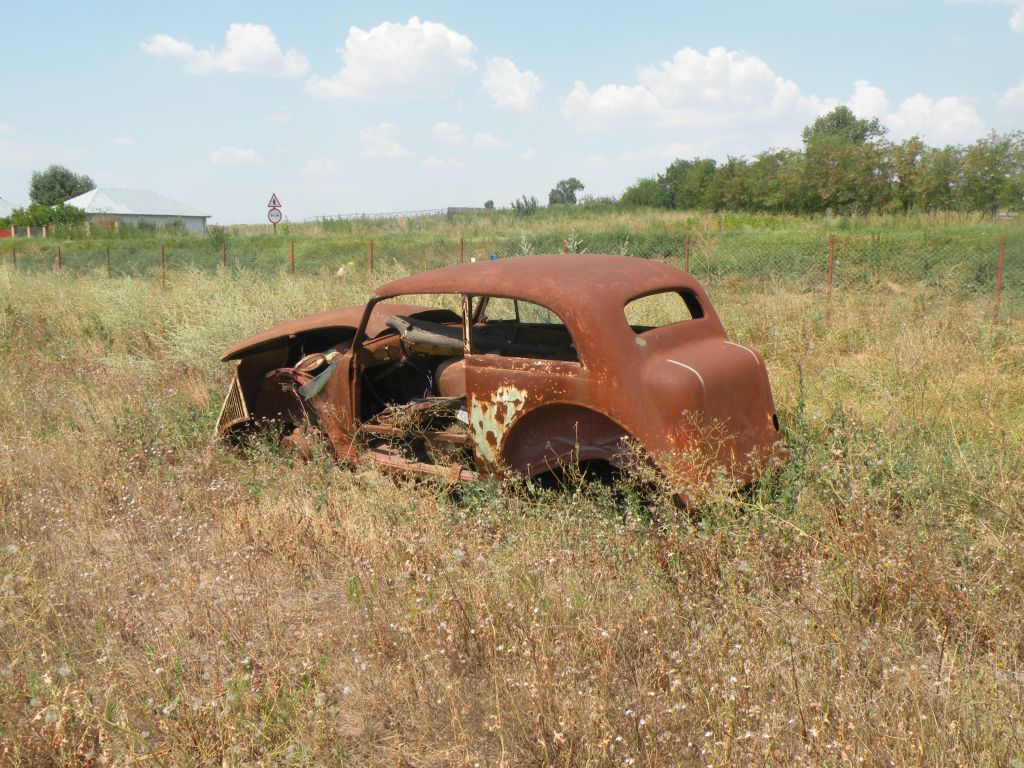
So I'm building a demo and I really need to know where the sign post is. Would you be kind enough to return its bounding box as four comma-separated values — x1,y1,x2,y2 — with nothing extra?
267,193,283,234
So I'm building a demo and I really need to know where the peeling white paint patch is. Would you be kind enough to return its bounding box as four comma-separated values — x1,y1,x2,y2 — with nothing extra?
469,385,527,464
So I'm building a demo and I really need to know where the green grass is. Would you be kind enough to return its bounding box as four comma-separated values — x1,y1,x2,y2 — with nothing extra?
4,207,1022,327
6,208,1021,323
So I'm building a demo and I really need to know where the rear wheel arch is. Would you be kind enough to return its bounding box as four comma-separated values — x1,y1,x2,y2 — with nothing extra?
499,403,634,477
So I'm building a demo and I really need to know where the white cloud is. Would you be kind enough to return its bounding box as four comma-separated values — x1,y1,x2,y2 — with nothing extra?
519,147,536,159
360,123,411,158
887,94,986,145
423,157,464,169
112,136,135,146
561,47,824,131
999,78,1024,108
0,122,15,136
473,131,506,148
209,146,261,165
846,80,985,145
953,0,1024,30
847,80,889,119
431,121,467,144
141,24,309,77
305,17,476,99
481,57,543,110
303,157,337,176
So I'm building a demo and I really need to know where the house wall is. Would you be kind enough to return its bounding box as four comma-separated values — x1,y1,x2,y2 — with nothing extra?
87,214,208,235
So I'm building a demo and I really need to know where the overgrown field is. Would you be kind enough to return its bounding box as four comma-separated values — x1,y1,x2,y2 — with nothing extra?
7,210,1022,316
1,266,1022,765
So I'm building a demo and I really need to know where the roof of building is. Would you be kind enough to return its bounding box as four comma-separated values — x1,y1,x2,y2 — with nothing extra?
0,197,18,217
64,188,209,218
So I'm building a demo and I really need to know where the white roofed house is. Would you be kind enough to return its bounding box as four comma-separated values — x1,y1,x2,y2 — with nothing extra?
64,188,210,234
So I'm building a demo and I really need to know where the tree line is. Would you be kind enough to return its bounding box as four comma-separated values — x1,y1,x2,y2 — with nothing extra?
619,107,1024,215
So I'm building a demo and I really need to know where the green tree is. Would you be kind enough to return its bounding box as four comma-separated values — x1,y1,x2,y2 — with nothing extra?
747,150,810,212
620,177,670,208
705,157,754,211
913,146,960,212
29,165,95,206
801,107,891,213
887,137,925,212
548,177,585,205
660,158,717,209
483,199,495,210
803,141,891,213
956,132,1024,213
801,105,885,147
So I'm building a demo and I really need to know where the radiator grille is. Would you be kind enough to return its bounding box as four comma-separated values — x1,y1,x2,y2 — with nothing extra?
215,371,250,437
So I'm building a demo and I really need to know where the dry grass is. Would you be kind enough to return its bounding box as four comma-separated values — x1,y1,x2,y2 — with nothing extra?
0,266,1022,766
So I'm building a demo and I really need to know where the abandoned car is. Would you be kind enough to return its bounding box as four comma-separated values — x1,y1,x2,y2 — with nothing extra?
216,254,784,494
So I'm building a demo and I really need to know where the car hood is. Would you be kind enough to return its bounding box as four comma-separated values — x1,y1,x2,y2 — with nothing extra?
221,303,453,361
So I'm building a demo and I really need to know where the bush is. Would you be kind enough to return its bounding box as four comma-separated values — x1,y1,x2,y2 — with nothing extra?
511,195,539,216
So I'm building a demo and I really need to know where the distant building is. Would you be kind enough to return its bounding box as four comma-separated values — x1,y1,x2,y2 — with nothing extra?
64,188,210,234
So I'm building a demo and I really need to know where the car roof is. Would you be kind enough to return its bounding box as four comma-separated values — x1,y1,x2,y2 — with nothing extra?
373,254,700,314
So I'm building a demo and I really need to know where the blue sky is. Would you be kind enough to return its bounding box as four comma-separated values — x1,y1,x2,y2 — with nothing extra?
1,0,1022,223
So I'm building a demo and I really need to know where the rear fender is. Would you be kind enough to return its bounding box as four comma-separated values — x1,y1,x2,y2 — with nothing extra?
499,404,631,477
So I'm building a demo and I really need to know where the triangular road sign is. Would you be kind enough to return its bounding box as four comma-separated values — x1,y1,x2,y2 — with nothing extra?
267,193,282,208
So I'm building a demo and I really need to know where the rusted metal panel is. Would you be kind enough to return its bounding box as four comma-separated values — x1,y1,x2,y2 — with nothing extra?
221,303,455,361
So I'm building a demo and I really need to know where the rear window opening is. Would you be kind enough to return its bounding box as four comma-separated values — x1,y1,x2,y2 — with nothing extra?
624,290,704,333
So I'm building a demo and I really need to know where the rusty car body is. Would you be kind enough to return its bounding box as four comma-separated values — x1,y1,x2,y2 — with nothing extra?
216,254,784,495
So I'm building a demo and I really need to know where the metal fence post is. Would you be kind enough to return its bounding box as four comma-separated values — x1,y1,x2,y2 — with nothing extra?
563,239,568,255
369,239,374,275
826,234,835,322
684,235,690,273
221,243,227,269
460,236,465,263
106,246,110,277
994,234,1005,323
289,241,295,274
161,245,166,289
10,245,15,269
56,246,62,271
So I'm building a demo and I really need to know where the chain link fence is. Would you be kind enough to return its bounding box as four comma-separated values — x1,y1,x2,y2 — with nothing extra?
3,232,1020,322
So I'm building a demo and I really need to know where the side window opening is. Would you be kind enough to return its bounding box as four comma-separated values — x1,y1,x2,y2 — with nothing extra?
471,296,580,363
624,290,704,334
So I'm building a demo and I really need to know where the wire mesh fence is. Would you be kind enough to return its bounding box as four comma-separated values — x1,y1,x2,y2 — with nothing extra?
3,232,1020,322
